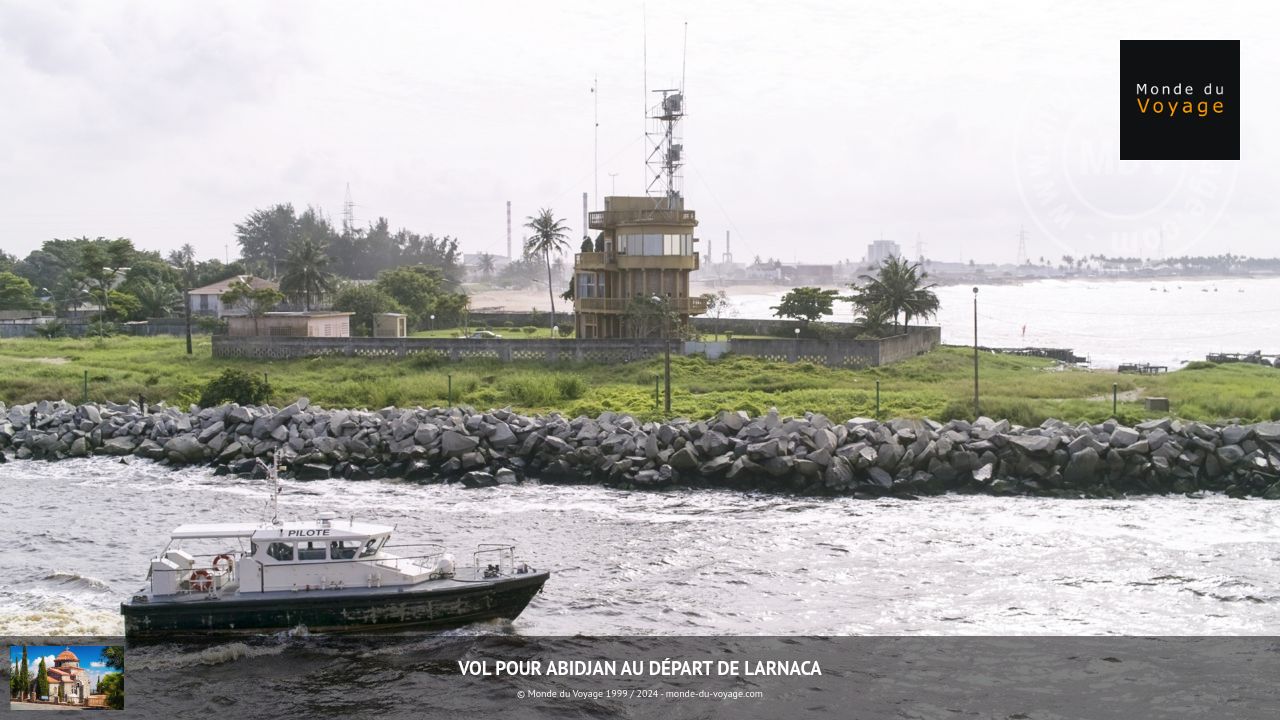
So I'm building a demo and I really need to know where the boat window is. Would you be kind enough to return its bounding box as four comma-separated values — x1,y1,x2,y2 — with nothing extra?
266,542,294,562
359,536,383,558
298,541,326,562
330,540,361,560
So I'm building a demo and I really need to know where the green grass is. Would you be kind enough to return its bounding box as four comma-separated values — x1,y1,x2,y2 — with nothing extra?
0,336,1277,425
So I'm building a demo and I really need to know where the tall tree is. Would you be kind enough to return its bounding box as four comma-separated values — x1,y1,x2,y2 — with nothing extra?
0,249,15,273
130,280,182,318
235,204,297,278
36,657,48,699
771,287,838,325
846,256,939,331
523,208,571,332
0,272,38,310
18,646,28,701
166,243,196,268
279,236,335,310
78,238,135,336
332,283,403,336
374,265,467,329
700,290,732,340
221,279,284,335
477,252,496,278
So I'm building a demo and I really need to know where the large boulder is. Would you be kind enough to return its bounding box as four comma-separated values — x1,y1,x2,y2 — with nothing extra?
441,430,479,457
163,435,206,463
1063,447,1101,485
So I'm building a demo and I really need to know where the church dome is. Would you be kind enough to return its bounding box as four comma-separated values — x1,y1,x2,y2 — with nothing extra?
55,648,79,663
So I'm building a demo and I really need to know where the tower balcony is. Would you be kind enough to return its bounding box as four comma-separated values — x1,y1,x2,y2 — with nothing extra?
575,295,709,315
574,253,700,271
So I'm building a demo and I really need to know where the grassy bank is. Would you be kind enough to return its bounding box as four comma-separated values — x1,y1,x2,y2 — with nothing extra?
0,336,1277,425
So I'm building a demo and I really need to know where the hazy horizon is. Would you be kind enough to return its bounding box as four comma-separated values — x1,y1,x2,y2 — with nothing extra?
3,1,1277,266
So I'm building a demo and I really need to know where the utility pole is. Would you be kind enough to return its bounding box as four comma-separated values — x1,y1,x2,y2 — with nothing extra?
972,287,980,418
184,290,193,355
506,201,512,259
653,295,672,415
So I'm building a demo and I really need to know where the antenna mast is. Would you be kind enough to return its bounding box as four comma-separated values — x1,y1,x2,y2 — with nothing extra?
342,183,356,234
592,75,599,210
1016,225,1029,266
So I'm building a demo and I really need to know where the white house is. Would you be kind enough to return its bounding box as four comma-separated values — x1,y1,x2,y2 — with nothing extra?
188,275,277,317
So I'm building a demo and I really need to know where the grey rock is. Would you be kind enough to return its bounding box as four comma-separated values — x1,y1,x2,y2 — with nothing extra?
441,430,479,457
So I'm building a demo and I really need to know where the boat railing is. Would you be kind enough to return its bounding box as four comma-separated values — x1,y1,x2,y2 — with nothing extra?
473,544,518,577
259,550,453,592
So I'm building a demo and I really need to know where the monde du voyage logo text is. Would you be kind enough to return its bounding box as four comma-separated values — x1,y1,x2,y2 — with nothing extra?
1120,40,1239,160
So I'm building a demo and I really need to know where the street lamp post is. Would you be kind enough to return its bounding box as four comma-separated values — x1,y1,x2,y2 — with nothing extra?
972,286,980,419
794,326,800,361
652,295,671,415
430,314,435,332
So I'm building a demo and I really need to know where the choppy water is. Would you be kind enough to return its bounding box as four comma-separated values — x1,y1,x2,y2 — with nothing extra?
728,276,1280,368
3,458,1280,637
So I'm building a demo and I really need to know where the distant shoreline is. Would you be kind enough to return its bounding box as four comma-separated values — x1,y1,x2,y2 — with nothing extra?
468,273,1280,312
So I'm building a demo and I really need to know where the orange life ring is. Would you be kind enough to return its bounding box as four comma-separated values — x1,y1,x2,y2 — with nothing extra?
213,554,234,572
189,569,213,593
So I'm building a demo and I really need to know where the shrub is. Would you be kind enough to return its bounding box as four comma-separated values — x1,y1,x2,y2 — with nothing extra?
31,320,66,339
555,375,587,400
1183,360,1216,370
194,316,228,334
522,326,538,335
85,320,119,337
200,368,272,407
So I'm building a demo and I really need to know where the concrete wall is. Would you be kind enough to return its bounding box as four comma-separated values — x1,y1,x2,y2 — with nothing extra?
213,327,941,368
213,336,674,363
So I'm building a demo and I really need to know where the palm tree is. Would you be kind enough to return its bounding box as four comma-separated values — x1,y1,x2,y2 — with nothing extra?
847,256,939,332
279,236,335,310
132,279,182,318
167,243,196,268
523,208,571,331
478,252,496,278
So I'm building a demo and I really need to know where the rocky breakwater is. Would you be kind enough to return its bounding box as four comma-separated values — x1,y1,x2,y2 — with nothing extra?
3,399,1280,499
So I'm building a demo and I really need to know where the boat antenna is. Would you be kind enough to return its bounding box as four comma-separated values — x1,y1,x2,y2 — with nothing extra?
269,449,283,526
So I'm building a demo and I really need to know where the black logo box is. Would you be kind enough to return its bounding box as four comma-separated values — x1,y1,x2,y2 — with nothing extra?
1120,39,1239,160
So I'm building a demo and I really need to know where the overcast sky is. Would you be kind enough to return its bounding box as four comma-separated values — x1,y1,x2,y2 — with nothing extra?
2,1,1276,265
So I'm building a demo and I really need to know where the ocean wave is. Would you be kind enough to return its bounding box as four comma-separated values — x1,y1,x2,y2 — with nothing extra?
40,571,114,592
0,607,123,636
129,640,290,671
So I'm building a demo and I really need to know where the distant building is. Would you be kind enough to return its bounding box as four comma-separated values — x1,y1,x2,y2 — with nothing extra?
227,311,352,337
571,195,707,338
865,240,901,268
373,312,408,338
744,259,783,282
45,648,92,705
782,264,835,285
463,253,511,279
188,275,278,317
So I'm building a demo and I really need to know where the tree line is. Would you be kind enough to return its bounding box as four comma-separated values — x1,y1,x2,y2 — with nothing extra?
0,202,470,334
771,257,940,336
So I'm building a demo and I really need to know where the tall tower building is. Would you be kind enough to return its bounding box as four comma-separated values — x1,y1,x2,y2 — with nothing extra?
571,87,706,338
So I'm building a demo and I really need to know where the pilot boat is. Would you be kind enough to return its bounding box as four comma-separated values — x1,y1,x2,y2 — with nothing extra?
121,464,548,639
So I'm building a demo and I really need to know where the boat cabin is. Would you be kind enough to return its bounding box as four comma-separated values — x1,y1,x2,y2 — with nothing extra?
147,511,445,597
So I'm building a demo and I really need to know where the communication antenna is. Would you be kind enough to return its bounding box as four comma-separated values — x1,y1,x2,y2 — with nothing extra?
1016,225,1029,266
342,183,357,234
268,449,284,526
592,76,599,210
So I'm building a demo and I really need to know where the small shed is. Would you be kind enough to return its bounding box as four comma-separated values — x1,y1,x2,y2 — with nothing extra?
374,312,408,338
227,311,353,338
